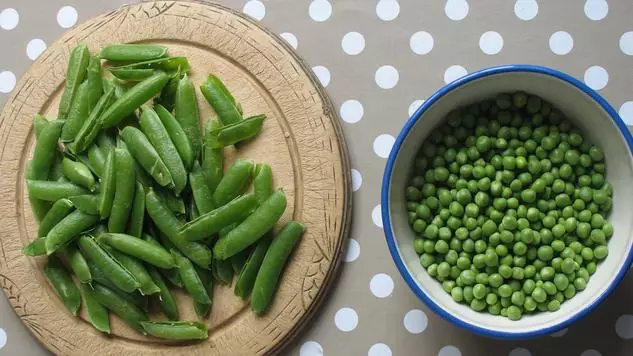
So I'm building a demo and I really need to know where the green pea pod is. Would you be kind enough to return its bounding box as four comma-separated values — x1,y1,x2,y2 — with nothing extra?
140,321,207,340
23,238,47,256
109,67,155,82
92,283,148,333
186,195,200,222
175,74,202,159
71,87,115,153
99,149,116,219
68,195,100,215
27,180,88,201
155,77,180,113
87,144,106,177
213,189,287,260
108,147,136,232
147,266,179,320
194,266,213,318
103,244,160,296
33,114,49,138
87,263,147,310
100,44,168,62
253,163,273,205
144,231,184,288
85,55,103,108
155,187,186,215
139,106,187,194
58,43,90,121
60,243,91,283
61,81,92,142
28,119,58,220
180,194,258,241
189,161,214,214
207,115,265,148
97,131,116,152
112,56,190,72
44,210,100,254
120,127,173,187
234,233,272,298
78,283,111,333
27,163,53,222
230,248,250,274
79,235,140,293
126,182,145,238
100,71,170,128
171,249,210,305
100,233,175,269
38,198,74,237
44,255,81,315
199,74,242,125
31,120,64,180
251,221,305,313
202,119,224,192
145,189,213,268
212,258,234,285
61,158,97,191
212,159,254,207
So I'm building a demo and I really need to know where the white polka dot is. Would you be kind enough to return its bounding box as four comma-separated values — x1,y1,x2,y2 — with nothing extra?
300,341,323,356
0,71,16,94
351,169,362,192
309,0,332,22
373,134,395,159
479,31,503,55
549,328,568,337
619,32,633,55
376,0,400,21
409,99,425,117
340,100,363,124
444,65,468,84
243,1,265,21
372,204,383,228
514,0,538,20
403,309,428,334
345,238,360,262
280,32,297,49
580,350,601,356
57,6,78,28
619,102,633,125
0,8,19,30
549,31,574,55
370,273,394,298
584,66,608,90
445,0,469,21
342,32,365,55
312,66,330,87
508,348,531,356
26,39,47,60
0,328,6,349
584,0,608,21
368,343,392,356
615,314,633,339
438,345,462,356
375,65,399,89
410,31,434,55
334,307,358,332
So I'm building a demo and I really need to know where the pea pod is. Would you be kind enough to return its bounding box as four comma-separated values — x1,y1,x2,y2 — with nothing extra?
61,158,97,191
108,147,136,232
145,189,213,268
140,321,207,340
155,76,179,113
92,283,148,333
68,195,100,215
99,149,116,219
33,114,49,138
212,159,254,207
175,74,202,159
87,263,147,310
71,87,115,153
100,71,170,128
199,74,242,125
87,144,106,177
251,221,305,313
213,189,287,260
27,163,52,221
103,244,160,296
27,180,89,201
100,44,168,62
38,198,74,237
85,55,103,108
206,115,265,148
99,233,175,269
23,238,47,256
44,255,81,315
230,249,250,274
189,161,214,214
235,233,272,298
79,235,140,293
78,283,111,333
45,210,100,255
144,233,184,288
253,163,273,205
124,182,145,238
147,266,179,320
202,119,224,192
61,81,91,142
186,195,200,222
154,103,192,172
109,67,155,82
180,194,258,241
60,243,91,283
194,266,213,317
212,258,234,285
97,131,116,152
172,249,210,305
139,106,187,194
111,56,190,72
155,187,185,215
31,120,64,180
120,127,173,187
57,43,90,121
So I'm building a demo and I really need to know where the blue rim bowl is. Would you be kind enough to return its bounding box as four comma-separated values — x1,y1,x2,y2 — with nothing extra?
381,64,633,339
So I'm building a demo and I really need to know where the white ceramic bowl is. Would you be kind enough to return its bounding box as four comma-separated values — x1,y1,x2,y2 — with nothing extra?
381,65,633,339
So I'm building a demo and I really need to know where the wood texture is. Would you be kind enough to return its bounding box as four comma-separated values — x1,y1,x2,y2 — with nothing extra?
0,1,352,355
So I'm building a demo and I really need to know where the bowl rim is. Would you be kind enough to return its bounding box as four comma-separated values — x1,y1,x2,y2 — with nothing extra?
380,64,633,339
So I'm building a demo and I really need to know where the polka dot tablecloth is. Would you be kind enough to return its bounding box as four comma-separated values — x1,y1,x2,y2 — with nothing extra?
2,1,633,355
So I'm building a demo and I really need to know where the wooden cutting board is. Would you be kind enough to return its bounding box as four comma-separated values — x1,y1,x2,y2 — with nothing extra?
0,1,352,355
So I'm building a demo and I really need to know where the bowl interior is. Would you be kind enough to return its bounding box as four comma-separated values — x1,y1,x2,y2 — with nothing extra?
387,69,633,336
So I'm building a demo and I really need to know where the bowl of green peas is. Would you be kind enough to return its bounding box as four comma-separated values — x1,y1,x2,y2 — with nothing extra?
381,65,633,338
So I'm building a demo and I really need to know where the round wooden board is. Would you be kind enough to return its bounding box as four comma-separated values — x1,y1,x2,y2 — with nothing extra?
0,1,352,355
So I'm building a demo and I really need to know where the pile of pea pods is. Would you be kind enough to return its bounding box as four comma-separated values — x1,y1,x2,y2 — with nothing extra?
23,43,305,340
